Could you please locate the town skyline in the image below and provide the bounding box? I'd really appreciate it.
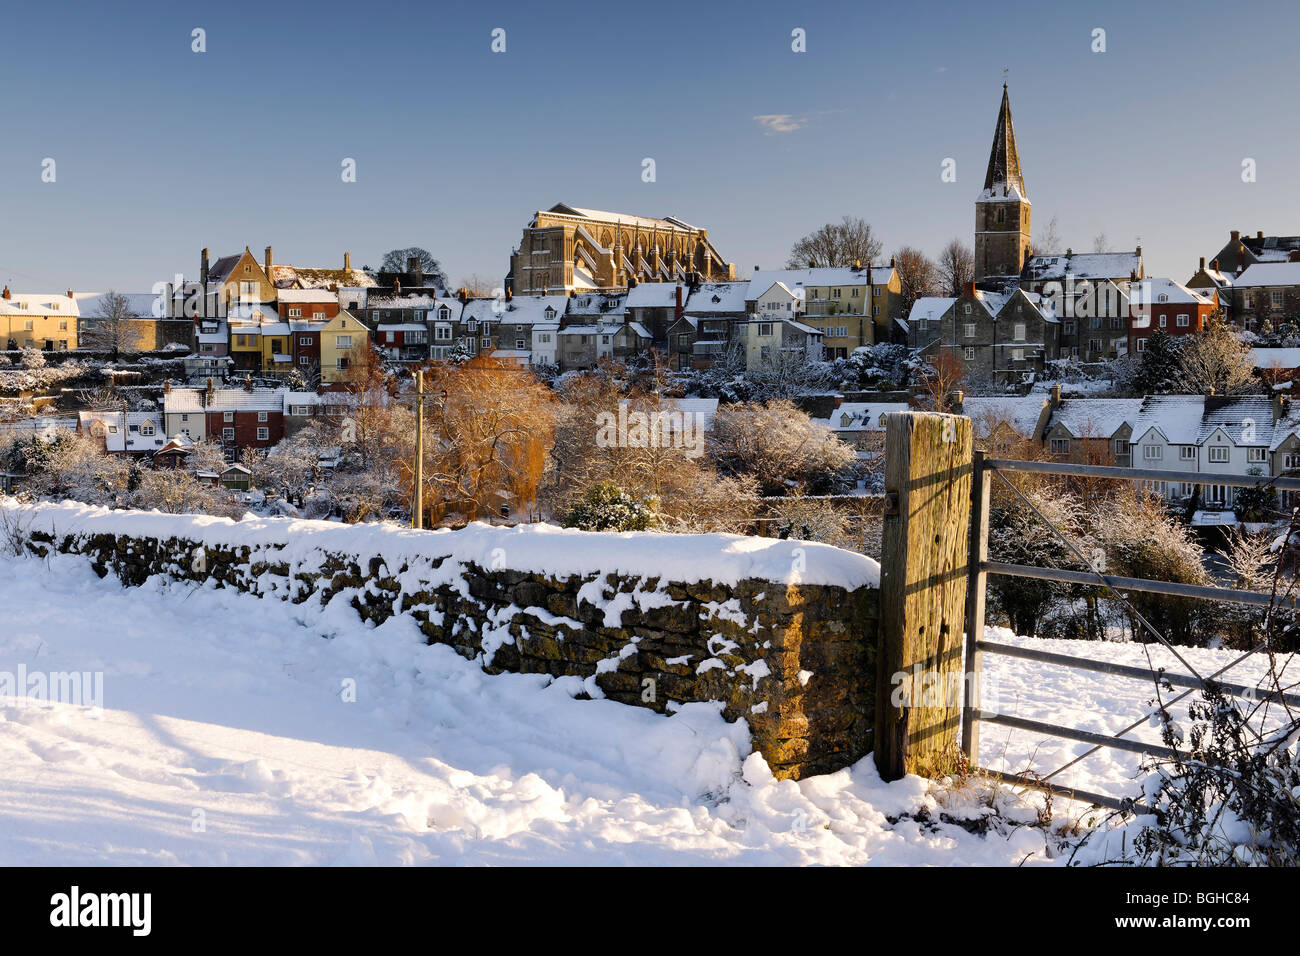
[2,0,1298,291]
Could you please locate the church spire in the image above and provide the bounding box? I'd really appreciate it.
[982,83,1026,198]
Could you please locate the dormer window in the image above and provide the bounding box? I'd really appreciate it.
[140,421,156,437]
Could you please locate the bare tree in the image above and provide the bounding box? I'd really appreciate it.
[893,246,939,315]
[81,292,144,357]
[380,247,445,286]
[1032,215,1064,257]
[1092,232,1109,253]
[1177,312,1256,395]
[936,239,975,297]
[786,216,883,269]
[457,274,500,297]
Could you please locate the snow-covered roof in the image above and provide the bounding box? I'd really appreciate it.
[963,396,1049,440]
[368,294,460,313]
[1129,277,1216,307]
[0,292,79,317]
[1023,251,1142,283]
[377,323,427,333]
[1128,396,1205,446]
[78,410,167,453]
[624,282,682,309]
[628,321,652,340]
[73,292,161,318]
[745,266,879,302]
[662,397,719,430]
[819,402,910,432]
[683,281,749,315]
[1250,347,1300,371]
[565,292,628,316]
[1046,398,1143,439]
[495,295,571,325]
[548,205,700,234]
[1235,262,1300,288]
[907,297,956,324]
[276,288,338,304]
[164,388,287,414]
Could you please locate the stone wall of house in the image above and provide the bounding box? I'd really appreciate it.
[19,521,880,780]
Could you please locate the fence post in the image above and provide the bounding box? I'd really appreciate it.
[961,450,990,764]
[874,411,973,781]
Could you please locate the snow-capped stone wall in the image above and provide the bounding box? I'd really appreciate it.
[7,501,881,779]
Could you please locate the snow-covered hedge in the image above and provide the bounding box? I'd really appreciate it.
[4,499,881,780]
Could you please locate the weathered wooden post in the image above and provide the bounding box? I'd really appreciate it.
[874,411,973,781]
[961,450,990,764]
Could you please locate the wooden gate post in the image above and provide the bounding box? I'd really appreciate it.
[874,411,973,781]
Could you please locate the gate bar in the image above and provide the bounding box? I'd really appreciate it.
[975,767,1146,814]
[986,458,1300,491]
[985,559,1290,609]
[978,639,1300,708]
[976,711,1181,761]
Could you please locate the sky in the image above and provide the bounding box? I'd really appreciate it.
[1,0,1298,294]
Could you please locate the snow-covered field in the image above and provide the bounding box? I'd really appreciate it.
[0,549,1286,865]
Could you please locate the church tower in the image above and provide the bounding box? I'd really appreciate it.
[974,83,1031,280]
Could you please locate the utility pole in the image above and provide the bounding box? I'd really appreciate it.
[412,368,424,529]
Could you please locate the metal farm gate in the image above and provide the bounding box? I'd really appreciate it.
[961,453,1300,811]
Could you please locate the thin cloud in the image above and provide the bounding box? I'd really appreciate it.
[753,113,804,134]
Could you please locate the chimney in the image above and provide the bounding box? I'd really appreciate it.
[1211,258,1220,272]
[1049,383,1062,406]
[163,381,171,394]
[1066,247,1073,256]
[205,377,215,406]
[505,287,513,301]
[1199,257,1206,271]
[890,256,896,269]
[344,252,352,272]
[244,373,254,392]
[1231,230,1240,242]
[964,280,977,297]
[457,287,468,304]
[674,284,684,321]
[1,286,9,300]
[201,248,210,286]
[753,265,760,272]
[65,288,73,300]
[947,389,964,413]
[852,259,861,271]
[808,258,816,268]
[1258,231,1265,240]
[1135,245,1142,259]
[394,278,402,295]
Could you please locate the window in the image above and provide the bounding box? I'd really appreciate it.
[515,338,526,349]
[257,427,269,441]
[873,287,881,297]
[1011,347,1024,361]
[435,325,451,341]
[1177,314,1189,327]
[964,323,976,338]
[872,306,880,316]
[758,323,773,337]
[466,320,478,333]
[1285,453,1300,470]
[963,347,975,360]
[288,308,302,318]
[223,412,234,422]
[832,288,841,299]
[299,356,309,365]
[1144,444,1163,460]
[1064,321,1075,335]
[1273,291,1284,307]
[1248,447,1266,463]
[1113,438,1127,456]
[1159,315,1167,327]
[438,306,450,321]
[1136,338,1147,352]
[337,356,350,369]
[223,427,234,441]
[481,337,491,349]
[963,303,972,314]
[1050,438,1071,455]
[59,321,67,331]
[336,335,352,349]
[1208,446,1229,463]
[139,421,155,436]
[257,411,268,422]
[1180,446,1195,460]
[1013,323,1025,341]
[299,337,312,346]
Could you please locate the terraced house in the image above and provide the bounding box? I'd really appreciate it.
[0,288,78,350]
[746,264,900,358]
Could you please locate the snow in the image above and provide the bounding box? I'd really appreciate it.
[1046,398,1143,439]
[1250,347,1300,370]
[0,547,1287,865]
[0,551,1034,865]
[1235,261,1300,288]
[6,499,880,590]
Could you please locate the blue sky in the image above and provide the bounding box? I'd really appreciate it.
[1,0,1298,292]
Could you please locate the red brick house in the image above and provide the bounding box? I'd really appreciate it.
[1129,277,1218,354]
[163,384,287,452]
